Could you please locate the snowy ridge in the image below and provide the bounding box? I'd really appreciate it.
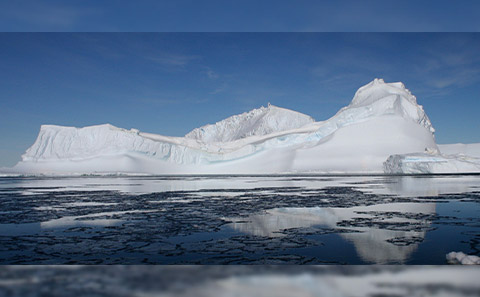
[185,103,315,143]
[10,78,478,175]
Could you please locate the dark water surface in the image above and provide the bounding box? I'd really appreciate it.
[0,175,479,264]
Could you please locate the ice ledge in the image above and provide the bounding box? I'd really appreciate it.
[384,151,480,174]
[40,123,136,133]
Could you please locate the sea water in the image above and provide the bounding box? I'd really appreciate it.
[0,175,478,264]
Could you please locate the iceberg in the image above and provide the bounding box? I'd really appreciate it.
[8,79,480,175]
[447,251,480,265]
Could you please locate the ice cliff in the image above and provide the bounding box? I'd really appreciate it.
[11,79,480,175]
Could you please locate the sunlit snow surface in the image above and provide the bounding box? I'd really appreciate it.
[0,175,479,264]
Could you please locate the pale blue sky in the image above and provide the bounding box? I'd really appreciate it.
[1,33,479,166]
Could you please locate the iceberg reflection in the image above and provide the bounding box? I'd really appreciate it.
[228,202,435,264]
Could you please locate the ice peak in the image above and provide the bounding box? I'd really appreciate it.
[185,104,314,143]
[263,102,280,111]
[341,79,434,134]
[350,79,415,108]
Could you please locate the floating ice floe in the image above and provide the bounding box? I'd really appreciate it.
[446,251,480,265]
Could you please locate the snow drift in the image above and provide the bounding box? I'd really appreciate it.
[9,79,480,175]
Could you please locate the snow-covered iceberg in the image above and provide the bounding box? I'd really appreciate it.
[9,79,480,175]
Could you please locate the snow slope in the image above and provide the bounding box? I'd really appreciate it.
[185,103,315,143]
[9,78,477,175]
